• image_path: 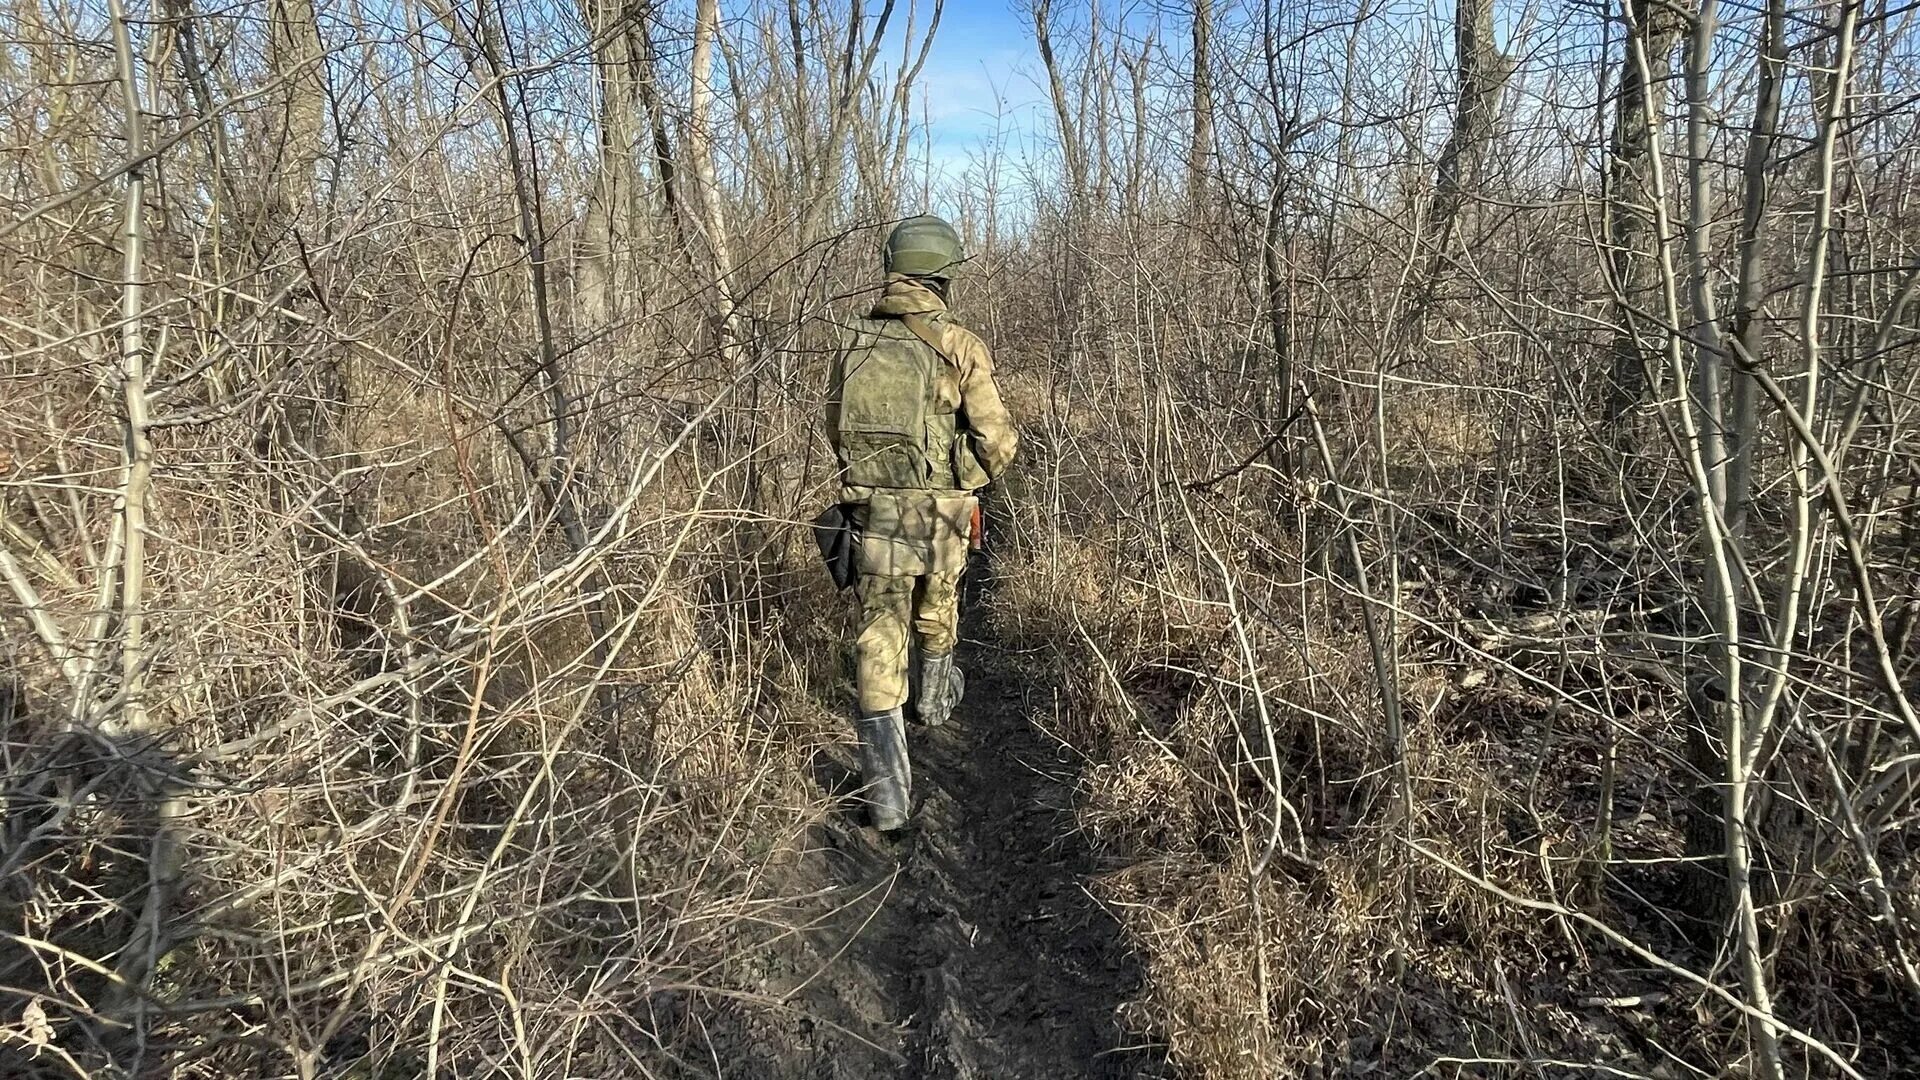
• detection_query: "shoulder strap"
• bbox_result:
[899,312,957,371]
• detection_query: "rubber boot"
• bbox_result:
[916,652,965,727]
[855,707,911,831]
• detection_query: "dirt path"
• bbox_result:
[734,578,1170,1079]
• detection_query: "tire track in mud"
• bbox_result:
[777,583,1172,1079]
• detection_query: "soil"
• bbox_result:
[681,576,1171,1079]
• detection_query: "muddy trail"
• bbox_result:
[694,569,1171,1079]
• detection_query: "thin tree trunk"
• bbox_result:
[1683,0,1728,516]
[579,0,645,327]
[478,0,587,555]
[1416,0,1511,306]
[1305,392,1410,827]
[108,0,154,740]
[1629,7,1785,1070]
[162,0,234,215]
[1261,167,1294,467]
[1032,0,1086,215]
[266,0,327,224]
[1125,37,1151,220]
[103,2,185,1032]
[1189,0,1214,201]
[1733,19,1865,1040]
[884,2,943,212]
[1722,0,1785,533]
[689,0,741,340]
[634,3,695,268]
[1603,0,1687,424]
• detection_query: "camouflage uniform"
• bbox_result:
[828,276,1019,715]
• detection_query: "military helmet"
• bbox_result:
[883,215,964,279]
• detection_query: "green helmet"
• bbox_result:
[883,215,964,279]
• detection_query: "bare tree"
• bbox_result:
[1031,0,1087,213]
[1189,0,1215,200]
[1722,0,1786,533]
[1603,0,1690,423]
[1416,0,1513,305]
[4,1,1919,1077]
[577,0,647,326]
[266,0,327,224]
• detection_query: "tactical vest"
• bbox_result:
[834,315,963,490]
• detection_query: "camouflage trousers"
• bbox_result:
[855,568,963,713]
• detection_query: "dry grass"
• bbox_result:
[994,485,1590,1074]
[5,2,1920,1077]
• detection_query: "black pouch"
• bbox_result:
[811,503,858,590]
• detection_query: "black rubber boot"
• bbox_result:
[855,707,911,831]
[916,652,965,727]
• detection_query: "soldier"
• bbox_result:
[825,215,1019,831]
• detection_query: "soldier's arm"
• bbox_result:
[948,326,1019,479]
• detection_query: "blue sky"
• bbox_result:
[913,2,1051,183]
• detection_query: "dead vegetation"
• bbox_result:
[3,0,1919,1078]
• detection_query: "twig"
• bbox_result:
[1407,840,1864,1079]
[1303,386,1411,825]
[0,540,84,688]
[1182,403,1306,491]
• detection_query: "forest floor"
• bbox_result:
[676,539,1920,1080]
[694,563,1172,1079]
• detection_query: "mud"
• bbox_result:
[687,586,1169,1079]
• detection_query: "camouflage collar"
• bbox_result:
[869,277,947,318]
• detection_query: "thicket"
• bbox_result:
[1,0,1916,1077]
